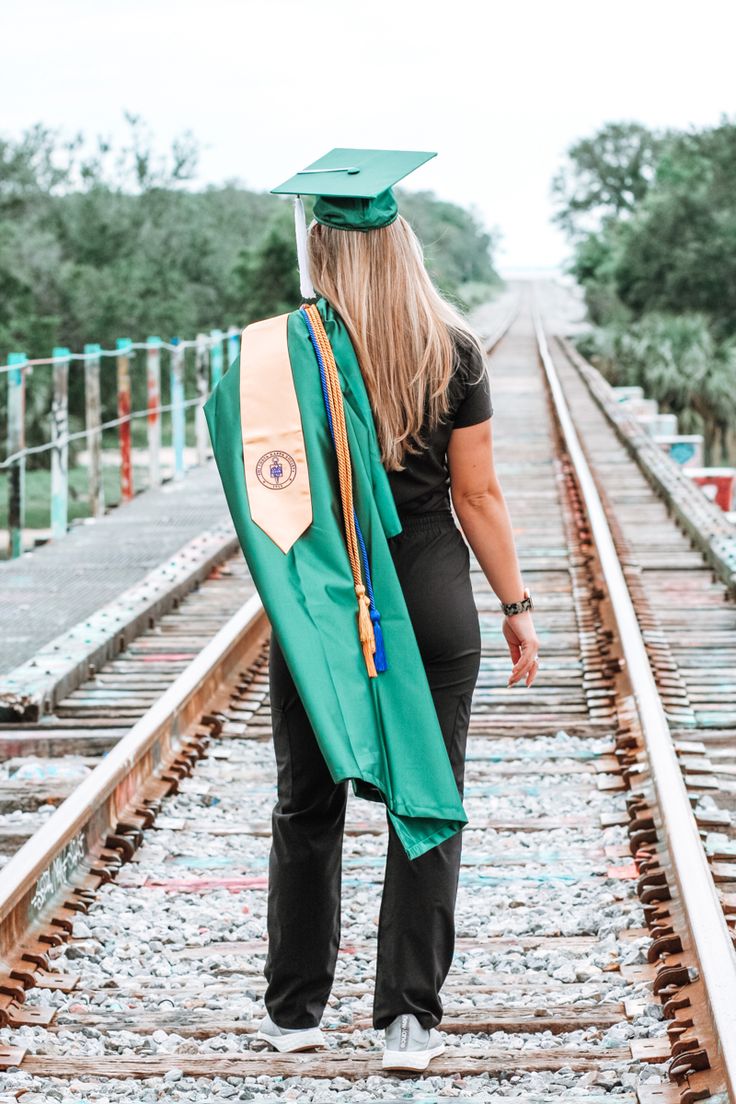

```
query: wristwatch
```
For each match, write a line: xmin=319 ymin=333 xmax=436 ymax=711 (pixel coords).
xmin=501 ymin=587 xmax=533 ymax=617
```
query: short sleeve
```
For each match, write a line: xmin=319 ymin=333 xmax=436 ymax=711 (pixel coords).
xmin=452 ymin=341 xmax=493 ymax=429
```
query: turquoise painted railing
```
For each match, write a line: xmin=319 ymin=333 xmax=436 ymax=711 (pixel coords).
xmin=0 ymin=326 xmax=241 ymax=558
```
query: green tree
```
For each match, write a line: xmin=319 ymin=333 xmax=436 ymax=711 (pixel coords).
xmin=579 ymin=312 xmax=736 ymax=464
xmin=613 ymin=119 xmax=736 ymax=335
xmin=398 ymin=189 xmax=500 ymax=306
xmin=566 ymin=225 xmax=631 ymax=327
xmin=233 ymin=210 xmax=302 ymax=325
xmin=551 ymin=121 xmax=666 ymax=240
xmin=554 ymin=116 xmax=736 ymax=464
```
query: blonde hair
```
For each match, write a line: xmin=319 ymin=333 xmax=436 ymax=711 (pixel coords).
xmin=307 ymin=214 xmax=486 ymax=472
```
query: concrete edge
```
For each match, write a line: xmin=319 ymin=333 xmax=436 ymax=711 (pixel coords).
xmin=0 ymin=522 xmax=239 ymax=722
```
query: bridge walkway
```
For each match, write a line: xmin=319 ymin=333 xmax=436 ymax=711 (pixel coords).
xmin=0 ymin=463 xmax=232 ymax=679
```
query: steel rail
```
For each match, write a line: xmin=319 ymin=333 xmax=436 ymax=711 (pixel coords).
xmin=0 ymin=594 xmax=267 ymax=965
xmin=0 ymin=524 xmax=240 ymax=722
xmin=533 ymin=301 xmax=736 ymax=1096
xmin=484 ymin=296 xmax=520 ymax=357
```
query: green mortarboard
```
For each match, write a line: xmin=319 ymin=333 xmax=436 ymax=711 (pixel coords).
xmin=272 ymin=148 xmax=437 ymax=232
xmin=272 ymin=148 xmax=437 ymax=298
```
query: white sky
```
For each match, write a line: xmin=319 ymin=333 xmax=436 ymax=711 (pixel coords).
xmin=3 ymin=0 xmax=735 ymax=274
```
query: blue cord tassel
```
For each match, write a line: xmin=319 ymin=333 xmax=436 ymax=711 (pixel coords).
xmin=370 ymin=608 xmax=387 ymax=672
xmin=355 ymin=513 xmax=388 ymax=672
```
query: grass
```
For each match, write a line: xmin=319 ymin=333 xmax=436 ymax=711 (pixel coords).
xmin=0 ymin=463 xmax=150 ymax=534
xmin=1 ymin=414 xmax=202 ymax=550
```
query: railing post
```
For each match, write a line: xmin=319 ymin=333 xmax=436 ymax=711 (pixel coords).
xmin=210 ymin=329 xmax=224 ymax=387
xmin=50 ymin=346 xmax=70 ymax=540
xmin=170 ymin=339 xmax=186 ymax=482
xmin=116 ymin=338 xmax=133 ymax=502
xmin=146 ymin=336 xmax=162 ymax=488
xmin=84 ymin=343 xmax=104 ymax=518
xmin=227 ymin=325 xmax=240 ymax=371
xmin=195 ymin=333 xmax=209 ymax=466
xmin=6 ymin=352 xmax=27 ymax=558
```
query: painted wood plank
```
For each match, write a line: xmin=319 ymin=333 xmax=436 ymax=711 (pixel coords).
xmin=15 ymin=1047 xmax=633 ymax=1079
xmin=50 ymin=346 xmax=70 ymax=539
xmin=6 ymin=352 xmax=26 ymax=558
xmin=170 ymin=340 xmax=186 ymax=481
xmin=83 ymin=343 xmax=104 ymax=517
xmin=116 ymin=338 xmax=133 ymax=501
xmin=146 ymin=336 xmax=162 ymax=489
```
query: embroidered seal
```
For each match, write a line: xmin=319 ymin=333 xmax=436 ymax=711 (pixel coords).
xmin=256 ymin=449 xmax=297 ymax=490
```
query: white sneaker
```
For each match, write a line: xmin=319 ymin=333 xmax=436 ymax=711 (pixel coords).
xmin=382 ymin=1012 xmax=445 ymax=1071
xmin=256 ymin=1012 xmax=326 ymax=1053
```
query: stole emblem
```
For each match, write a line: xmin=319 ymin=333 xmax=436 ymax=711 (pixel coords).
xmin=256 ymin=449 xmax=297 ymax=490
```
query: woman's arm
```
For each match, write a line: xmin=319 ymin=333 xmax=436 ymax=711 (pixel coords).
xmin=447 ymin=417 xmax=540 ymax=688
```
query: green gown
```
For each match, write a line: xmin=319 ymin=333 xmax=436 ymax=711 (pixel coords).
xmin=203 ymin=297 xmax=467 ymax=859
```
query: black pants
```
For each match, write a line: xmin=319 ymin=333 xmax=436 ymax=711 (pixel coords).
xmin=264 ymin=511 xmax=481 ymax=1031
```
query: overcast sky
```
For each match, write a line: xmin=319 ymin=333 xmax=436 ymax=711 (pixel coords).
xmin=3 ymin=0 xmax=735 ymax=274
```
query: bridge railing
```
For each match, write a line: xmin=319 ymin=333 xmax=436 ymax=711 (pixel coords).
xmin=1 ymin=327 xmax=241 ymax=559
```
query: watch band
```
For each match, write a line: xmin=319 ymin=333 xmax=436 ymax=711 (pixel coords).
xmin=501 ymin=588 xmax=533 ymax=617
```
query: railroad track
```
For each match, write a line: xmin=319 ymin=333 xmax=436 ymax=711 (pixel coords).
xmin=0 ymin=558 xmax=257 ymax=853
xmin=0 ymin=283 xmax=735 ymax=1102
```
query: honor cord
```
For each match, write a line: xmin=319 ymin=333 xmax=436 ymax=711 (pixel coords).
xmin=300 ymin=304 xmax=387 ymax=675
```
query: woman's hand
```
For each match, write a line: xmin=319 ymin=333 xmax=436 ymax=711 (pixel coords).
xmin=503 ymin=611 xmax=540 ymax=688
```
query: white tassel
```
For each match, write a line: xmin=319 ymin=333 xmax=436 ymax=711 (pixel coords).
xmin=293 ymin=196 xmax=316 ymax=301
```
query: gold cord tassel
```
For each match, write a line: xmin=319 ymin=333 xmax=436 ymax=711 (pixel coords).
xmin=355 ymin=584 xmax=377 ymax=678
xmin=303 ymin=303 xmax=378 ymax=677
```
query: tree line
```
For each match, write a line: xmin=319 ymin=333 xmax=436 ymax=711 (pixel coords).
xmin=0 ymin=118 xmax=500 ymax=357
xmin=552 ymin=117 xmax=736 ymax=463
xmin=0 ymin=117 xmax=501 ymax=450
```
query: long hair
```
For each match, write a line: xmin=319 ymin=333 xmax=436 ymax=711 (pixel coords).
xmin=307 ymin=214 xmax=487 ymax=472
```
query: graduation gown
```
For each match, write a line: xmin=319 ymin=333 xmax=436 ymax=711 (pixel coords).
xmin=203 ymin=297 xmax=467 ymax=860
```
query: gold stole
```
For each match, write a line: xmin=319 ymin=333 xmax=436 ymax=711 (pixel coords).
xmin=240 ymin=314 xmax=312 ymax=553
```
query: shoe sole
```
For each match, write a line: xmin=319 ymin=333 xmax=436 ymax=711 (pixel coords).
xmin=382 ymin=1042 xmax=445 ymax=1071
xmin=256 ymin=1028 xmax=326 ymax=1053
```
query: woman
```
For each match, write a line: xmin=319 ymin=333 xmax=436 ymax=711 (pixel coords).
xmin=249 ymin=154 xmax=540 ymax=1071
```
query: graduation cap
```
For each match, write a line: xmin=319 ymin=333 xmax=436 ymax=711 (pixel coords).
xmin=271 ymin=148 xmax=436 ymax=298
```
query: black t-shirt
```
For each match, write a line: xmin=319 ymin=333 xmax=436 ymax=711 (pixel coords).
xmin=386 ymin=333 xmax=493 ymax=518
